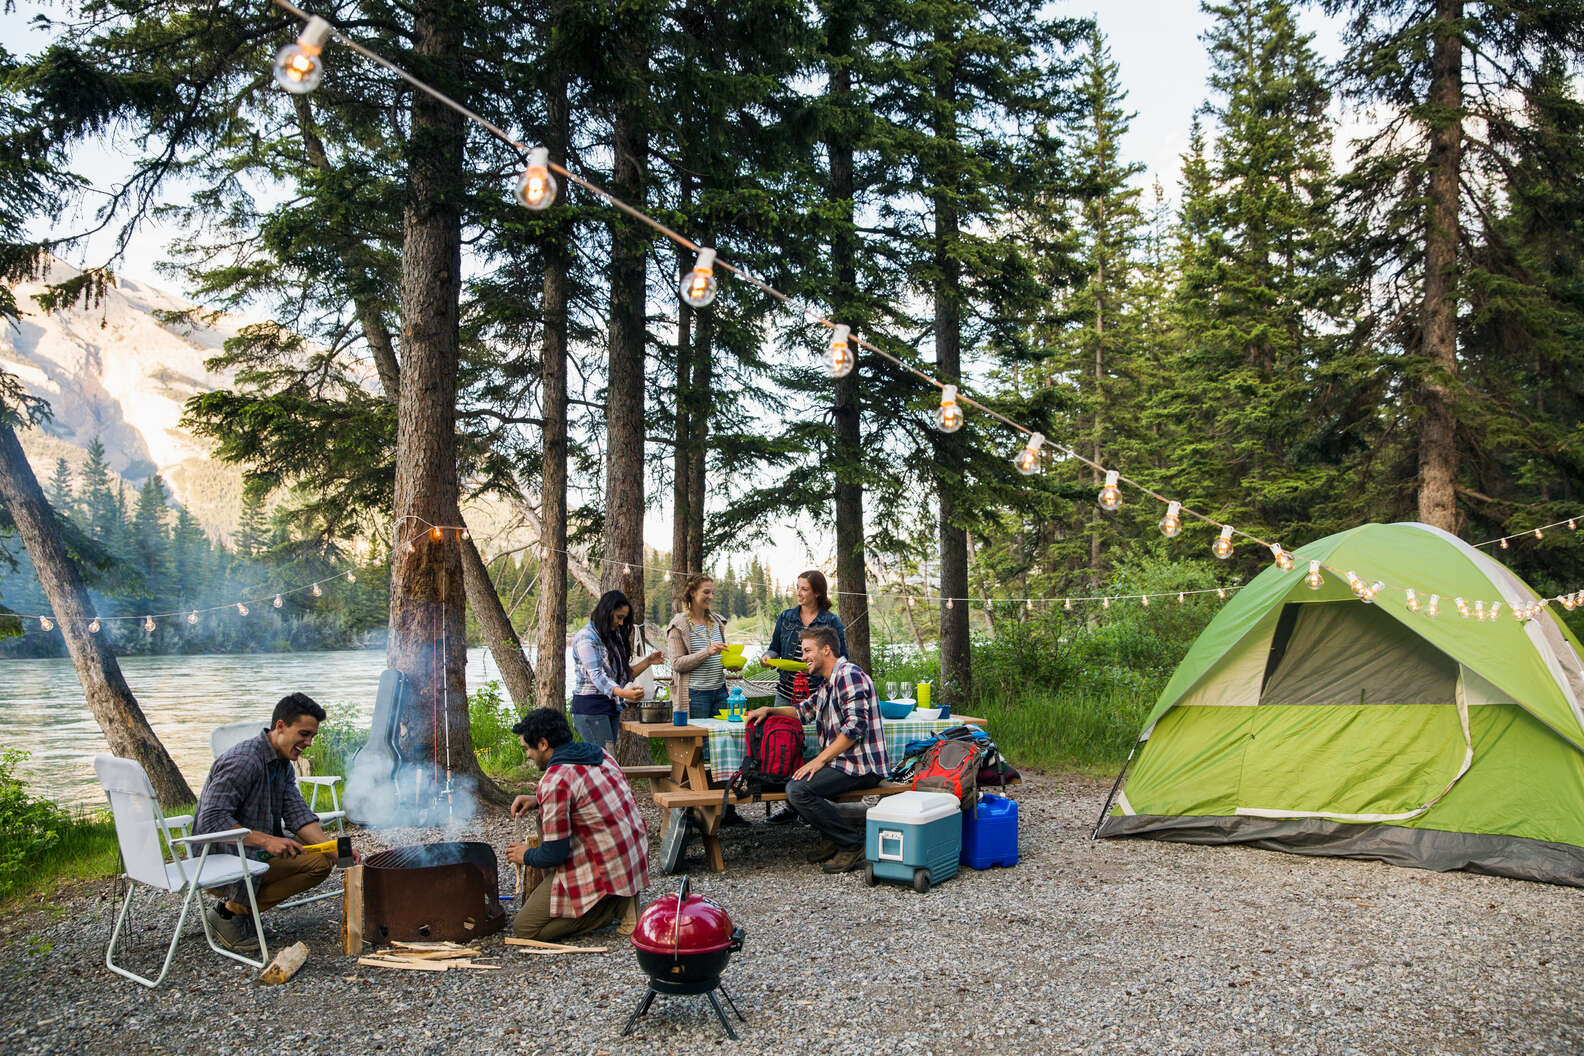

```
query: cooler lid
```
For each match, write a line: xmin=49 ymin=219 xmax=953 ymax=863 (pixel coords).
xmin=867 ymin=790 xmax=961 ymax=824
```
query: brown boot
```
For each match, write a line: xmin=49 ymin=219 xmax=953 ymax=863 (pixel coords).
xmin=804 ymin=838 xmax=840 ymax=864
xmin=617 ymin=896 xmax=639 ymax=937
xmin=821 ymin=845 xmax=866 ymax=874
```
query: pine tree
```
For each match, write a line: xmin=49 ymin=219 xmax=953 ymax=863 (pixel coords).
xmin=234 ymin=489 xmax=268 ymax=559
xmin=78 ymin=438 xmax=115 ymax=543
xmin=131 ymin=476 xmax=171 ymax=597
xmin=46 ymin=457 xmax=73 ymax=515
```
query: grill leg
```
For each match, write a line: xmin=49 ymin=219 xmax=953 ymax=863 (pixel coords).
xmin=620 ymin=987 xmax=657 ymax=1037
xmin=717 ymin=980 xmax=747 ymax=1022
xmin=707 ymin=989 xmax=739 ymax=1040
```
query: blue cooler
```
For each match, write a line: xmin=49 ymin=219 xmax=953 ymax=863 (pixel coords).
xmin=864 ymin=791 xmax=962 ymax=893
xmin=961 ymin=793 xmax=1018 ymax=868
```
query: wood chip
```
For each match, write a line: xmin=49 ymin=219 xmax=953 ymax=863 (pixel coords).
xmin=357 ymin=956 xmax=449 ymax=973
xmin=386 ymin=948 xmax=483 ymax=961
xmin=257 ymin=941 xmax=308 ymax=985
xmin=513 ymin=946 xmax=607 ymax=956
xmin=503 ymin=937 xmax=606 ymax=952
xmin=390 ymin=940 xmax=471 ymax=951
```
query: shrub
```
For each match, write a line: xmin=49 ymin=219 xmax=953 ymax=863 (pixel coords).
xmin=469 ymin=680 xmax=526 ymax=777
xmin=0 ymin=749 xmax=72 ymax=881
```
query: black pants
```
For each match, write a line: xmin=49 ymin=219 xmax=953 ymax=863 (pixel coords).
xmin=785 ymin=767 xmax=881 ymax=849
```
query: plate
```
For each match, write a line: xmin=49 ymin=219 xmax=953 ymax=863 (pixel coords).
xmin=760 ymin=657 xmax=809 ymax=672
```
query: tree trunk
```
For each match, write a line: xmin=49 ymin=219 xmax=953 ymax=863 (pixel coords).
xmin=826 ymin=11 xmax=872 ymax=673
xmin=0 ymin=423 xmax=195 ymax=805
xmin=536 ymin=37 xmax=571 ymax=714
xmin=388 ymin=2 xmax=499 ymax=807
xmin=1417 ymin=0 xmax=1462 ymax=531
xmin=605 ymin=23 xmax=650 ymax=766
xmin=459 ymin=526 xmax=535 ymax=709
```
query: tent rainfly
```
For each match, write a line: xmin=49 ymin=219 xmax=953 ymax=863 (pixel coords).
xmin=1096 ymin=522 xmax=1584 ymax=887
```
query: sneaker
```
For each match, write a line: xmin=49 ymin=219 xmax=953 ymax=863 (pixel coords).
xmin=719 ymin=806 xmax=750 ymax=828
xmin=205 ymin=905 xmax=260 ymax=953
xmin=766 ymin=806 xmax=798 ymax=826
xmin=821 ymin=845 xmax=867 ymax=874
xmin=804 ymin=838 xmax=840 ymax=864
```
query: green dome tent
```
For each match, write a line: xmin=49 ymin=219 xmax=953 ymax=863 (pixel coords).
xmin=1096 ymin=522 xmax=1584 ymax=886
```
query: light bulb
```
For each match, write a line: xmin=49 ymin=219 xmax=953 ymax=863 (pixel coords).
xmin=1535 ymin=528 xmax=1544 ymax=540
xmin=461 ymin=529 xmax=470 ymax=540
xmin=273 ymin=16 xmax=331 ymax=94
xmin=1489 ymin=602 xmax=1502 ymax=620
xmin=312 ymin=583 xmax=323 ymax=598
xmin=431 ymin=526 xmax=443 ymax=541
xmin=1270 ymin=544 xmax=1294 ymax=571
xmin=271 ymin=594 xmax=282 ymax=609
xmin=1015 ymin=433 xmax=1044 ymax=476
xmin=1500 ymin=538 xmax=1509 ymax=549
xmin=1159 ymin=501 xmax=1181 ymax=538
xmin=1141 ymin=595 xmax=1150 ymax=607
xmin=187 ymin=611 xmax=199 ymax=625
xmin=1306 ymin=560 xmax=1324 ymax=590
xmin=39 ymin=616 xmax=53 ymax=631
xmin=1475 ymin=600 xmax=1486 ymax=620
xmin=1346 ymin=570 xmax=1363 ymax=596
xmin=346 ymin=570 xmax=357 ymax=584
xmin=1564 ymin=595 xmax=1578 ymax=611
xmin=1177 ymin=593 xmax=1185 ymax=604
xmin=1427 ymin=594 xmax=1440 ymax=618
xmin=1098 ymin=470 xmax=1122 ymax=511
xmin=1103 ymin=597 xmax=1111 ymax=609
xmin=514 ymin=147 xmax=558 ymax=210
xmin=1025 ymin=599 xmax=1034 ymax=611
xmin=1364 ymin=581 xmax=1383 ymax=604
xmin=88 ymin=618 xmax=101 ymax=633
xmin=1570 ymin=519 xmax=1577 ymax=531
xmin=1063 ymin=598 xmax=1073 ymax=610
xmin=1406 ymin=589 xmax=1418 ymax=612
xmin=1217 ymin=588 xmax=1227 ymax=600
xmin=946 ymin=598 xmax=954 ymax=609
xmin=935 ymin=384 xmax=964 ymax=433
xmin=144 ymin=616 xmax=156 ymax=632
xmin=1455 ymin=596 xmax=1469 ymax=617
xmin=1513 ymin=605 xmax=1527 ymax=622
xmin=1212 ymin=525 xmax=1235 ymax=560
xmin=680 ymin=248 xmax=718 ymax=308
xmin=826 ymin=325 xmax=854 ymax=378
xmin=237 ymin=602 xmax=249 ymax=616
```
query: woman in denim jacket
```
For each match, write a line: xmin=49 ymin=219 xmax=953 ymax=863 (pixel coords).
xmin=570 ymin=589 xmax=663 ymax=750
xmin=758 ymin=569 xmax=847 ymax=705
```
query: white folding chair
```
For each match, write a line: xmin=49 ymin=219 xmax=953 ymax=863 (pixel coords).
xmin=207 ymin=720 xmax=344 ymax=908
xmin=95 ymin=754 xmax=269 ymax=987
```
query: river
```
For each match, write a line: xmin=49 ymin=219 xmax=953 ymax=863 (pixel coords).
xmin=1 ymin=647 xmax=509 ymax=809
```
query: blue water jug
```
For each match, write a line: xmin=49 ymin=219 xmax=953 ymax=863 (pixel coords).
xmin=727 ymin=686 xmax=746 ymax=722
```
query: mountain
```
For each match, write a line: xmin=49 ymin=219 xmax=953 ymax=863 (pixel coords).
xmin=1 ymin=257 xmax=248 ymax=538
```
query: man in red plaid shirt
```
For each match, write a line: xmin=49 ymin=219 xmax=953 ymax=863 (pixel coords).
xmin=745 ymin=624 xmax=888 ymax=873
xmin=505 ymin=708 xmax=648 ymax=940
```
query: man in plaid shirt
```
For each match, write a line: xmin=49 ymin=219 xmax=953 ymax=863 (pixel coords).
xmin=505 ymin=708 xmax=648 ymax=940
xmin=745 ymin=624 xmax=888 ymax=873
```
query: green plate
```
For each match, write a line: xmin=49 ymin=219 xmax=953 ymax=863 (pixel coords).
xmin=761 ymin=657 xmax=809 ymax=672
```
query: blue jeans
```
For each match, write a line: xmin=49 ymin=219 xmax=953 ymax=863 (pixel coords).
xmin=688 ymin=684 xmax=728 ymax=720
xmin=569 ymin=695 xmax=620 ymax=751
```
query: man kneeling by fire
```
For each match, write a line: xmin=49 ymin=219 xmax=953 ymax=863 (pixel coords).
xmin=506 ymin=708 xmax=648 ymax=940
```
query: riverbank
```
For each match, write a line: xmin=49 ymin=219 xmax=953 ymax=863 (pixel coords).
xmin=3 ymin=771 xmax=1580 ymax=1055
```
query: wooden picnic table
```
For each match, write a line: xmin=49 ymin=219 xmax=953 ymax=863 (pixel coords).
xmin=620 ymin=704 xmax=991 ymax=873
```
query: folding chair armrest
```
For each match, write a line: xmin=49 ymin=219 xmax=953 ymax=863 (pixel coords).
xmin=164 ymin=814 xmax=194 ymax=833
xmin=297 ymin=776 xmax=341 ymax=787
xmin=173 ymin=827 xmax=250 ymax=846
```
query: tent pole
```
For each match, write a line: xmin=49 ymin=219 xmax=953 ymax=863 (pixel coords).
xmin=1091 ymin=742 xmax=1138 ymax=840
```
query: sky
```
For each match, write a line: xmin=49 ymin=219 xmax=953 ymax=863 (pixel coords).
xmin=4 ymin=2 xmax=1348 ymax=588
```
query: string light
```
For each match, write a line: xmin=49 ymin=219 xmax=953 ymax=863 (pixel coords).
xmin=1306 ymin=561 xmax=1324 ymax=590
xmin=187 ymin=611 xmax=199 ymax=625
xmin=1159 ymin=501 xmax=1181 ymax=538
xmin=1098 ymin=470 xmax=1122 ymax=511
xmin=680 ymin=248 xmax=718 ymax=308
xmin=1025 ymin=599 xmax=1034 ymax=611
xmin=406 ymin=540 xmax=416 ymax=553
xmin=1346 ymin=571 xmax=1363 ymax=596
xmin=431 ymin=526 xmax=443 ymax=541
xmin=1427 ymin=594 xmax=1440 ymax=618
xmin=1571 ymin=520 xmax=1577 ymax=531
xmin=144 ymin=616 xmax=156 ymax=632
xmin=237 ymin=602 xmax=250 ymax=616
xmin=1405 ymin=589 xmax=1418 ymax=612
xmin=88 ymin=618 xmax=100 ymax=633
xmin=1102 ymin=597 xmax=1111 ymax=609
xmin=1535 ymin=528 xmax=1544 ymax=540
xmin=39 ymin=616 xmax=53 ymax=631
xmin=1015 ymin=433 xmax=1044 ymax=476
xmin=1212 ymin=526 xmax=1235 ymax=560
xmin=461 ymin=529 xmax=470 ymax=540
xmin=1364 ymin=581 xmax=1383 ymax=604
xmin=1217 ymin=587 xmax=1226 ymax=600
xmin=1490 ymin=602 xmax=1502 ymax=621
xmin=1064 ymin=598 xmax=1073 ymax=610
xmin=312 ymin=583 xmax=323 ymax=598
xmin=1177 ymin=593 xmax=1185 ymax=604
xmin=273 ymin=16 xmax=331 ymax=94
xmin=825 ymin=325 xmax=855 ymax=378
xmin=1564 ymin=594 xmax=1578 ymax=611
xmin=1456 ymin=596 xmax=1470 ymax=618
xmin=1270 ymin=544 xmax=1294 ymax=571
xmin=935 ymin=385 xmax=964 ymax=433
xmin=946 ymin=598 xmax=954 ymax=609
xmin=1501 ymin=538 xmax=1509 ymax=549
xmin=273 ymin=594 xmax=284 ymax=608
xmin=1475 ymin=600 xmax=1486 ymax=621
xmin=514 ymin=146 xmax=558 ymax=210
xmin=1140 ymin=595 xmax=1150 ymax=607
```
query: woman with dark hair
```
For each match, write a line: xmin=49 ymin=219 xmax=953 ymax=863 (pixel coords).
xmin=570 ymin=589 xmax=663 ymax=750
xmin=665 ymin=574 xmax=730 ymax=720
xmin=758 ymin=569 xmax=847 ymax=706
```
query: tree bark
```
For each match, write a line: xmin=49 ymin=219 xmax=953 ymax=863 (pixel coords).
xmin=1418 ymin=0 xmax=1462 ymax=531
xmin=388 ymin=2 xmax=499 ymax=806
xmin=536 ymin=33 xmax=571 ymax=714
xmin=459 ymin=526 xmax=535 ymax=709
xmin=0 ymin=422 xmax=195 ymax=805
xmin=826 ymin=9 xmax=872 ymax=673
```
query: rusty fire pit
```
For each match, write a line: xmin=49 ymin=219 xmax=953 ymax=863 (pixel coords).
xmin=347 ymin=841 xmax=507 ymax=947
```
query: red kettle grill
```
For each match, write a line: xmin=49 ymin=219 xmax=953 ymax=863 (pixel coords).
xmin=622 ymin=876 xmax=747 ymax=1039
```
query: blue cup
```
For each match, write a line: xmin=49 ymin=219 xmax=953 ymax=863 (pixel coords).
xmin=672 ymin=706 xmax=688 ymax=726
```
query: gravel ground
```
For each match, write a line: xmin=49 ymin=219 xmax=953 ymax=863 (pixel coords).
xmin=3 ymin=771 xmax=1581 ymax=1056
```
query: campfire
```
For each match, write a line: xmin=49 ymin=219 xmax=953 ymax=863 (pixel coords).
xmin=343 ymin=841 xmax=507 ymax=951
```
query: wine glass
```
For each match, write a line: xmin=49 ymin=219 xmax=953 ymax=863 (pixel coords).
xmin=885 ymin=681 xmax=898 ymax=702
xmin=899 ymin=682 xmax=914 ymax=705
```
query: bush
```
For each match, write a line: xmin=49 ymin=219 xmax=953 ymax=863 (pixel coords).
xmin=469 ymin=680 xmax=526 ymax=777
xmin=301 ymin=713 xmax=368 ymax=779
xmin=0 ymin=748 xmax=120 ymax=906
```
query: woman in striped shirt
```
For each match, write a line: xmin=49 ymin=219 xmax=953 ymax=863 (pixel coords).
xmin=665 ymin=574 xmax=730 ymax=720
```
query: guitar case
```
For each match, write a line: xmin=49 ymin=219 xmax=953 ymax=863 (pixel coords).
xmin=344 ymin=668 xmax=414 ymax=826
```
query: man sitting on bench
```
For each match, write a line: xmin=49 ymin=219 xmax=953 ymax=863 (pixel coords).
xmin=506 ymin=708 xmax=648 ymax=940
xmin=744 ymin=625 xmax=888 ymax=874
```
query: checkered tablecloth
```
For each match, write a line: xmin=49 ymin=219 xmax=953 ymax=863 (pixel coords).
xmin=698 ymin=711 xmax=968 ymax=780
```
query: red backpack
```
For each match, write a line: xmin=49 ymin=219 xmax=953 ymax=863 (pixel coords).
xmin=911 ymin=738 xmax=985 ymax=808
xmin=721 ymin=714 xmax=806 ymax=809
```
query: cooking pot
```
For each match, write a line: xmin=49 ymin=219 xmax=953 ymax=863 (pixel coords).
xmin=630 ymin=877 xmax=745 ymax=995
xmin=638 ymin=702 xmax=672 ymax=724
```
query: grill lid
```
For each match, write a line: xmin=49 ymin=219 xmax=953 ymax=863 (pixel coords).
xmin=630 ymin=877 xmax=735 ymax=956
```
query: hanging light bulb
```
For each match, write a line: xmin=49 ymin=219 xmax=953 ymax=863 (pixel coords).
xmin=1177 ymin=592 xmax=1185 ymax=604
xmin=1569 ymin=519 xmax=1577 ymax=531
xmin=1500 ymin=538 xmax=1509 ymax=550
xmin=1535 ymin=528 xmax=1544 ymax=540
xmin=514 ymin=146 xmax=558 ymax=210
xmin=1212 ymin=525 xmax=1235 ymax=560
xmin=935 ymin=384 xmax=965 ymax=433
xmin=1217 ymin=587 xmax=1227 ymax=600
xmin=312 ymin=583 xmax=324 ymax=598
xmin=346 ymin=570 xmax=357 ymax=584
xmin=1405 ymin=589 xmax=1418 ymax=612
xmin=946 ymin=598 xmax=954 ymax=609
xmin=431 ymin=526 xmax=444 ymax=541
xmin=1063 ymin=598 xmax=1073 ymax=611
xmin=1513 ymin=605 xmax=1528 ymax=622
xmin=273 ymin=16 xmax=332 ymax=94
xmin=1564 ymin=594 xmax=1578 ymax=611
xmin=39 ymin=616 xmax=54 ymax=631
xmin=89 ymin=618 xmax=101 ymax=633
xmin=680 ymin=248 xmax=719 ymax=308
xmin=1475 ymin=600 xmax=1486 ymax=621
xmin=237 ymin=602 xmax=250 ymax=616
xmin=1346 ymin=570 xmax=1363 ymax=596
xmin=1103 ymin=597 xmax=1111 ymax=609
xmin=1489 ymin=602 xmax=1502 ymax=621
xmin=144 ymin=615 xmax=156 ymax=632
xmin=1455 ymin=596 xmax=1469 ymax=617
xmin=1141 ymin=595 xmax=1150 ymax=607
xmin=406 ymin=540 xmax=416 ymax=553
xmin=1097 ymin=470 xmax=1122 ymax=511
xmin=1158 ymin=501 xmax=1182 ymax=538
xmin=1364 ymin=581 xmax=1383 ymax=604
xmin=1025 ymin=599 xmax=1034 ymax=611
xmin=461 ymin=528 xmax=470 ymax=541
xmin=1270 ymin=544 xmax=1294 ymax=571
xmin=187 ymin=611 xmax=199 ymax=625
xmin=1427 ymin=594 xmax=1440 ymax=618
xmin=273 ymin=594 xmax=284 ymax=608
xmin=825 ymin=325 xmax=855 ymax=378
xmin=1306 ymin=561 xmax=1324 ymax=590
xmin=1015 ymin=433 xmax=1044 ymax=476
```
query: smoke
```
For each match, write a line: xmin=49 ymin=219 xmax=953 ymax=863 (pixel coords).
xmin=345 ymin=759 xmax=478 ymax=831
